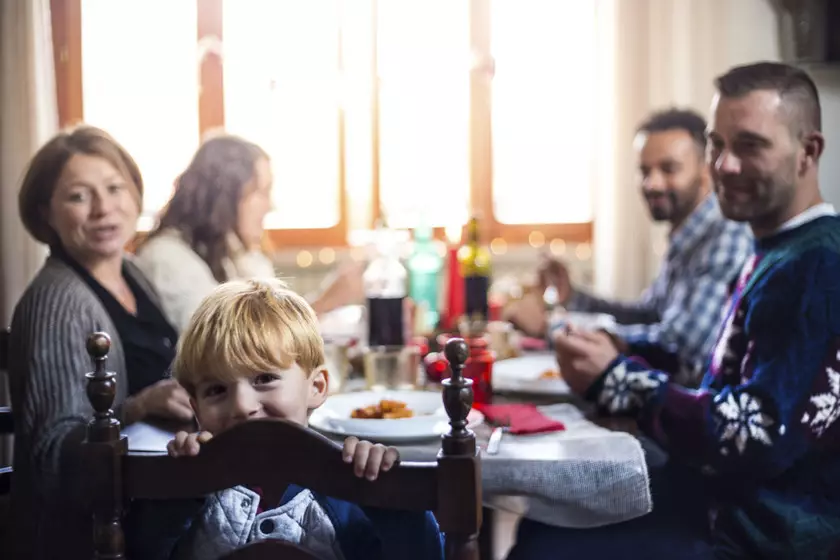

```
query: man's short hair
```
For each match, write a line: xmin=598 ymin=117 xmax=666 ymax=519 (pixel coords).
xmin=173 ymin=278 xmax=325 ymax=396
xmin=636 ymin=109 xmax=708 ymax=154
xmin=714 ymin=61 xmax=822 ymax=135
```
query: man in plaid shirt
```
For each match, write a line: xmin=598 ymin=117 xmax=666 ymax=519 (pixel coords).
xmin=540 ymin=109 xmax=753 ymax=386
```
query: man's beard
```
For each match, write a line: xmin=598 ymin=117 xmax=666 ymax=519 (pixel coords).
xmin=643 ymin=176 xmax=703 ymax=223
xmin=715 ymin=158 xmax=798 ymax=226
xmin=644 ymin=190 xmax=678 ymax=221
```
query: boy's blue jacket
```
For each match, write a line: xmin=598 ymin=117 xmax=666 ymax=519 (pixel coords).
xmin=126 ymin=483 xmax=444 ymax=560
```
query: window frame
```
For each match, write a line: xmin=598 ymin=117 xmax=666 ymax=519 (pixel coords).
xmin=51 ymin=0 xmax=591 ymax=249
xmin=370 ymin=0 xmax=592 ymax=245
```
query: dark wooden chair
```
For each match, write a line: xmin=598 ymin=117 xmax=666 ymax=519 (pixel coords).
xmin=82 ymin=332 xmax=482 ymax=560
xmin=0 ymin=327 xmax=12 ymax=556
xmin=1 ymin=326 xmax=12 ymax=495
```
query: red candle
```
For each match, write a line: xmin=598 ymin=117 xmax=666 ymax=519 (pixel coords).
xmin=444 ymin=245 xmax=464 ymax=330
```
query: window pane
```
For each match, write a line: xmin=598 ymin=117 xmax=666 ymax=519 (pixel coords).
xmin=377 ymin=0 xmax=471 ymax=229
xmin=223 ymin=0 xmax=341 ymax=230
xmin=81 ymin=0 xmax=199 ymax=226
xmin=491 ymin=0 xmax=596 ymax=224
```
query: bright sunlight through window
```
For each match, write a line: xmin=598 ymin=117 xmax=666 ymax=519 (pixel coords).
xmin=376 ymin=0 xmax=471 ymax=229
xmin=490 ymin=0 xmax=596 ymax=224
xmin=223 ymin=0 xmax=342 ymax=230
xmin=81 ymin=0 xmax=200 ymax=226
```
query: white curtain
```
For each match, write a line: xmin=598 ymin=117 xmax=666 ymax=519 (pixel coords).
xmin=0 ymin=0 xmax=56 ymax=326
xmin=592 ymin=0 xmax=782 ymax=299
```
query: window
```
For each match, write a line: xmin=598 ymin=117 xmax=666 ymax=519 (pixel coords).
xmin=79 ymin=0 xmax=199 ymax=227
xmin=376 ymin=0 xmax=471 ymax=229
xmin=55 ymin=0 xmax=597 ymax=247
xmin=223 ymin=0 xmax=342 ymax=230
xmin=490 ymin=0 xmax=596 ymax=225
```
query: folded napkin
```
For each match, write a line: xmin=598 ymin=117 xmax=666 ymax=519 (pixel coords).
xmin=479 ymin=403 xmax=565 ymax=435
xmin=519 ymin=336 xmax=548 ymax=351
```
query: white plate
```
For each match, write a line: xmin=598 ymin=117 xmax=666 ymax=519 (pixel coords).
xmin=310 ymin=390 xmax=484 ymax=443
xmin=493 ymin=353 xmax=570 ymax=395
xmin=548 ymin=311 xmax=616 ymax=333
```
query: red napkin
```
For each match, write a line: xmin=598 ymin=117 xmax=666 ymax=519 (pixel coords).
xmin=479 ymin=404 xmax=565 ymax=435
xmin=518 ymin=336 xmax=548 ymax=351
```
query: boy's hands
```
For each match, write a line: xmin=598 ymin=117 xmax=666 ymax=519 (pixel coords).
xmin=167 ymin=430 xmax=214 ymax=457
xmin=342 ymin=436 xmax=399 ymax=481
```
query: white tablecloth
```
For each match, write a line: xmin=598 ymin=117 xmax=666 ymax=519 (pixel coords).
xmin=397 ymin=403 xmax=651 ymax=528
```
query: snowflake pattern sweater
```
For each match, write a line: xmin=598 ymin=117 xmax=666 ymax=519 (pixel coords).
xmin=586 ymin=213 xmax=840 ymax=558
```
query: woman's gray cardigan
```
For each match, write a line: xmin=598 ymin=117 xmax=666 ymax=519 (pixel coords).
xmin=7 ymin=254 xmax=164 ymax=559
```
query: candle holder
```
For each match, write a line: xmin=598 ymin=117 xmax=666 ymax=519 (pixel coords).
xmin=424 ymin=331 xmax=494 ymax=406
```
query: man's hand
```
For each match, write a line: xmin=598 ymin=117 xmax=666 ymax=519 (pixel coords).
xmin=554 ymin=329 xmax=620 ymax=395
xmin=601 ymin=330 xmax=630 ymax=354
xmin=538 ymin=254 xmax=573 ymax=305
xmin=502 ymin=291 xmax=547 ymax=337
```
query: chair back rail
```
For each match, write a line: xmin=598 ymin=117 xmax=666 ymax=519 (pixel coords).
xmin=126 ymin=425 xmax=438 ymax=510
xmin=83 ymin=332 xmax=481 ymax=560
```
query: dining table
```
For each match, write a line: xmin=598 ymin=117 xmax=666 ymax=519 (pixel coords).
xmin=123 ymin=350 xmax=652 ymax=559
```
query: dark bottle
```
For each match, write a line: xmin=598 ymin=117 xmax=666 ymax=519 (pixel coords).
xmin=364 ymin=223 xmax=407 ymax=347
xmin=458 ymin=215 xmax=491 ymax=320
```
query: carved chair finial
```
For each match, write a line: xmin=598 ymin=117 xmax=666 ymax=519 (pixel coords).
xmin=441 ymin=338 xmax=475 ymax=456
xmin=85 ymin=331 xmax=120 ymax=443
xmin=83 ymin=331 xmax=128 ymax=559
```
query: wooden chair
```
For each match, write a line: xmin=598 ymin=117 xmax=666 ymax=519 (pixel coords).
xmin=82 ymin=332 xmax=482 ymax=559
xmin=1 ymin=326 xmax=12 ymax=494
xmin=0 ymin=327 xmax=12 ymax=556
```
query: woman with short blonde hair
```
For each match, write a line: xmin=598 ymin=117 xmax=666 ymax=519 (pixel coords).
xmin=10 ymin=125 xmax=193 ymax=559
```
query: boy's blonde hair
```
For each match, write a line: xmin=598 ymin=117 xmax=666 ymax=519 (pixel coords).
xmin=173 ymin=278 xmax=325 ymax=395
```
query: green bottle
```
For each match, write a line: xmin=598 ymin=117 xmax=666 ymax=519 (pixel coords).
xmin=407 ymin=223 xmax=442 ymax=334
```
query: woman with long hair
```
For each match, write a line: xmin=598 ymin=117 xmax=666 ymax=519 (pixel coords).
xmin=135 ymin=133 xmax=361 ymax=332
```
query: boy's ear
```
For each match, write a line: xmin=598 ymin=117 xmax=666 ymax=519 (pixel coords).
xmin=307 ymin=366 xmax=329 ymax=409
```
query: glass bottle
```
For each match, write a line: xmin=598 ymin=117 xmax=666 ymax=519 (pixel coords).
xmin=363 ymin=221 xmax=407 ymax=348
xmin=458 ymin=215 xmax=492 ymax=321
xmin=407 ymin=223 xmax=442 ymax=334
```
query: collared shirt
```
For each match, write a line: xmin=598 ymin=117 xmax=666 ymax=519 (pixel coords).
xmin=564 ymin=194 xmax=753 ymax=385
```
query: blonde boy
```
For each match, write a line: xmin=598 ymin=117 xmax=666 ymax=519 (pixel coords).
xmin=132 ymin=279 xmax=443 ymax=560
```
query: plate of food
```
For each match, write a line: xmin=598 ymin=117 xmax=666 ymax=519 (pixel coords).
xmin=310 ymin=390 xmax=484 ymax=442
xmin=492 ymin=353 xmax=570 ymax=395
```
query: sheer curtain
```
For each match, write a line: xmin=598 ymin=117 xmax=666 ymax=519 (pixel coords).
xmin=591 ymin=0 xmax=781 ymax=299
xmin=0 ymin=0 xmax=56 ymax=326
xmin=0 ymin=0 xmax=56 ymax=460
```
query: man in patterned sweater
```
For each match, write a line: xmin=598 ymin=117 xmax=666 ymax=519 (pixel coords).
xmin=549 ymin=62 xmax=840 ymax=558
xmin=506 ymin=109 xmax=753 ymax=386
